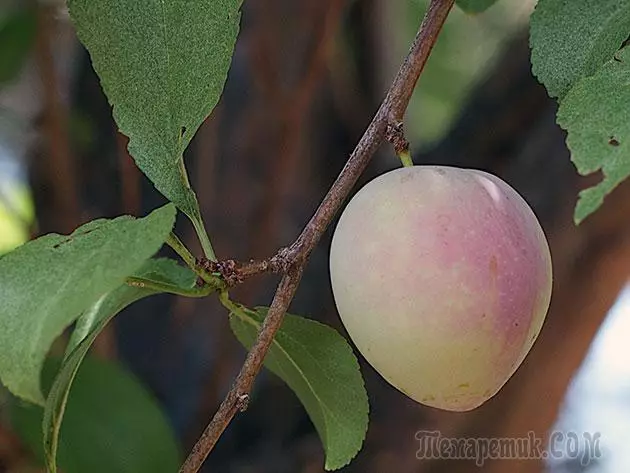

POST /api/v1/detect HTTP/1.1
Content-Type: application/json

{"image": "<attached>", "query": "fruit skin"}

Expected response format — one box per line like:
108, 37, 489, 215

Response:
329, 166, 552, 411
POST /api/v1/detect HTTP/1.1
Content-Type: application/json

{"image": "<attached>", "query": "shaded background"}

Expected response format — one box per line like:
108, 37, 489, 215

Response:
1, 0, 628, 472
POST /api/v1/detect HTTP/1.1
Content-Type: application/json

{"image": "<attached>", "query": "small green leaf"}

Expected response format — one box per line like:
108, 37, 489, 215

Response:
0, 204, 176, 404
0, 8, 37, 84
229, 306, 369, 470
530, 0, 630, 99
44, 258, 196, 473
11, 357, 181, 473
455, 0, 499, 14
67, 0, 242, 223
557, 46, 630, 223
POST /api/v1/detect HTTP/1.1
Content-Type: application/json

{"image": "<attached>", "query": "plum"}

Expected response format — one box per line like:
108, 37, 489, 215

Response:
329, 166, 552, 411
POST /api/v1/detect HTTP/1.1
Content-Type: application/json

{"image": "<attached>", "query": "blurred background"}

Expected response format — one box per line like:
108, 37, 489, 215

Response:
1, 0, 628, 472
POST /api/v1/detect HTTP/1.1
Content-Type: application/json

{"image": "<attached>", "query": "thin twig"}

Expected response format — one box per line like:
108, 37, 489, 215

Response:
194, 255, 284, 287
179, 1, 455, 471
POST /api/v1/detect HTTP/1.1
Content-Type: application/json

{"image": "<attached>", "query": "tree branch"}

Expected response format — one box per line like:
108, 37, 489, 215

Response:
179, 1, 455, 471
286, 0, 454, 260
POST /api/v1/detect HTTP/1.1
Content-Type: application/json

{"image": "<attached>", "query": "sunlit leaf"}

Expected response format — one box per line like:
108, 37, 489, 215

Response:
0, 205, 176, 404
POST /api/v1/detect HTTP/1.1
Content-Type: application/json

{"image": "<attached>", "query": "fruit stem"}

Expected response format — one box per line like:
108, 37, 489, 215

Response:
385, 121, 413, 167
399, 149, 414, 167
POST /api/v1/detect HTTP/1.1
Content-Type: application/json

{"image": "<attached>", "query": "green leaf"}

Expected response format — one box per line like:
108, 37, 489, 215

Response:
44, 258, 196, 473
455, 0, 499, 14
229, 306, 369, 470
0, 204, 176, 404
557, 46, 630, 223
67, 258, 198, 354
530, 0, 630, 99
11, 357, 181, 473
0, 8, 37, 84
67, 0, 242, 223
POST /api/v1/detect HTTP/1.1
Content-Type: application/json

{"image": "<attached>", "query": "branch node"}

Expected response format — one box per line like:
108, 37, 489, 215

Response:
198, 258, 243, 287
385, 120, 410, 157
270, 246, 294, 273
235, 393, 250, 412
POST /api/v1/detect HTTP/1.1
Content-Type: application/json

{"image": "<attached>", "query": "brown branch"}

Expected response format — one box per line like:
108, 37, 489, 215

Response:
197, 256, 283, 287
180, 268, 302, 473
179, 1, 455, 471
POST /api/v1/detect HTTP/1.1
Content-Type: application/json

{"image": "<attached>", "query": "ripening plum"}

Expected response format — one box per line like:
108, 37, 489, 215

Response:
329, 166, 552, 411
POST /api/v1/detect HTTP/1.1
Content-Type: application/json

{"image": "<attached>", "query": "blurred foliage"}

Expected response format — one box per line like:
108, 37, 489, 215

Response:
0, 7, 37, 86
68, 110, 97, 152
393, 0, 534, 147
0, 180, 33, 255
0, 4, 37, 256
456, 0, 500, 13
10, 357, 181, 473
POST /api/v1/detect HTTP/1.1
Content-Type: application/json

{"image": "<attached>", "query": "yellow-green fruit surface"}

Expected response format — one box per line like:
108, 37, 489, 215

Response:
329, 166, 552, 411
